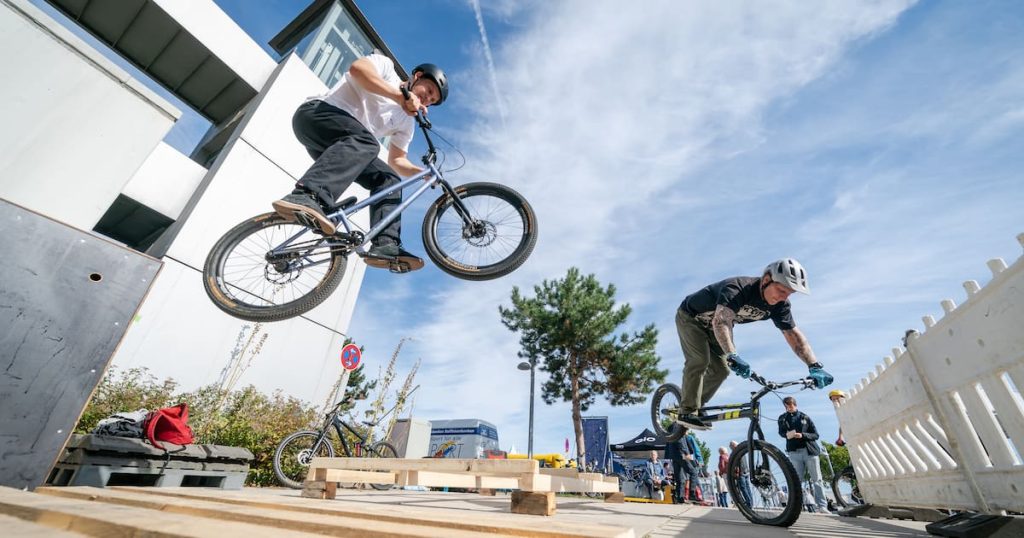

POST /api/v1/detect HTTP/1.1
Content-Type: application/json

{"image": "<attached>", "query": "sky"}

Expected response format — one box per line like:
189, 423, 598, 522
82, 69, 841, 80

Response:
41, 0, 1023, 461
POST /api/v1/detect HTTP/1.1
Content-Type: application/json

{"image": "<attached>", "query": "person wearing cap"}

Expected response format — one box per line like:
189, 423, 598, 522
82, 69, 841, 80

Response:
828, 389, 847, 446
674, 259, 833, 430
272, 54, 449, 271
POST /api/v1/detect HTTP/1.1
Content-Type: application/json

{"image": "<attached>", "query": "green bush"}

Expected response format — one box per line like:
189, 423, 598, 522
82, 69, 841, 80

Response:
76, 367, 321, 486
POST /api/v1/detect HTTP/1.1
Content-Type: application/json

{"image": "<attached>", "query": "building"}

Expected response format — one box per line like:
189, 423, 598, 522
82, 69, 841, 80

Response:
0, 0, 400, 423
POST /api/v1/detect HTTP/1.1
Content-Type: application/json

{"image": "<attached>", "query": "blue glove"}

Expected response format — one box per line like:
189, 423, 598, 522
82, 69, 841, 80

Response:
726, 353, 751, 379
808, 364, 834, 389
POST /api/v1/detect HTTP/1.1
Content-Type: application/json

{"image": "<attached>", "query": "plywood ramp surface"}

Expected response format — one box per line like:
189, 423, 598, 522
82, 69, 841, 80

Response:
96, 486, 634, 538
0, 514, 87, 537
35, 486, 491, 537
0, 486, 319, 537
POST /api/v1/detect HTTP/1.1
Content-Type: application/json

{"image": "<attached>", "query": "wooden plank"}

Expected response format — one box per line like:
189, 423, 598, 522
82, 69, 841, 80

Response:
300, 480, 336, 500
0, 514, 85, 537
320, 469, 398, 485
34, 486, 488, 538
539, 468, 579, 478
309, 457, 538, 475
520, 473, 619, 493
511, 491, 555, 516
397, 470, 519, 489
603, 492, 625, 503
109, 487, 634, 538
0, 487, 317, 537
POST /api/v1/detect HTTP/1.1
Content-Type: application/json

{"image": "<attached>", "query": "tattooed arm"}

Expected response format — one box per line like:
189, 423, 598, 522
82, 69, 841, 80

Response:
711, 305, 737, 354
782, 327, 818, 366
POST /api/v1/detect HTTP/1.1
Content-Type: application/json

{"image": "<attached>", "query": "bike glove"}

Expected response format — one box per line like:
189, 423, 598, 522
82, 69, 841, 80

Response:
808, 363, 834, 389
726, 353, 751, 379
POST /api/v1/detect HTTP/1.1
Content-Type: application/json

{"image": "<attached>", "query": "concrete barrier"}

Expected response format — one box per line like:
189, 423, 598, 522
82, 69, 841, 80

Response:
835, 233, 1024, 513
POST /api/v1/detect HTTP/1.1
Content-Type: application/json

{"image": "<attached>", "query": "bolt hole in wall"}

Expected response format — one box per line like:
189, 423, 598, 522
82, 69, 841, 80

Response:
89, 273, 103, 282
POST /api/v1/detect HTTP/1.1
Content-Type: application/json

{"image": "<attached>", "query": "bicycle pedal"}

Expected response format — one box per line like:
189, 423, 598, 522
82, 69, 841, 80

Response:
388, 261, 411, 274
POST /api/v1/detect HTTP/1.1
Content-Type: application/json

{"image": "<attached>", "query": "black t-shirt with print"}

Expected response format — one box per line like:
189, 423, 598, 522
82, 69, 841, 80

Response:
679, 276, 795, 330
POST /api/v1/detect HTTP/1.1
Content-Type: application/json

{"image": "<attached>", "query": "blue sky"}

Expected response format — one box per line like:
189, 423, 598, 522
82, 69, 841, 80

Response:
39, 0, 1023, 460
204, 0, 1024, 459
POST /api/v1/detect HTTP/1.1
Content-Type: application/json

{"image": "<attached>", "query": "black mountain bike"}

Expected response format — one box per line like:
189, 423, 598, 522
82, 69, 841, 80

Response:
204, 98, 538, 322
650, 361, 817, 527
832, 464, 862, 508
272, 394, 406, 490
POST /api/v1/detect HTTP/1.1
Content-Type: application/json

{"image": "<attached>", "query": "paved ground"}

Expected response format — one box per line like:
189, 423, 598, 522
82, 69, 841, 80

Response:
264, 488, 931, 537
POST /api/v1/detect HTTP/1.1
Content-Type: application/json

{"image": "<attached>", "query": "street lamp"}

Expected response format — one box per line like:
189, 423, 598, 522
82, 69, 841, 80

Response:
517, 360, 536, 459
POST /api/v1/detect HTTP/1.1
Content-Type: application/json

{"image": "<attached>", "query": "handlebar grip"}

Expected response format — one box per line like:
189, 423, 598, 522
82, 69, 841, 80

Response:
401, 85, 411, 99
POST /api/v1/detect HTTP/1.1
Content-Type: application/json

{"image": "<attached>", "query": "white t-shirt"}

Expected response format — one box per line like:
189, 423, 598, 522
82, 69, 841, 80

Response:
316, 53, 414, 152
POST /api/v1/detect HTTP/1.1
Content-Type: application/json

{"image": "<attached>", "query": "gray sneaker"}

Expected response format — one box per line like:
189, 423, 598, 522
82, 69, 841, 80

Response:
676, 414, 712, 431
272, 192, 336, 235
362, 243, 425, 272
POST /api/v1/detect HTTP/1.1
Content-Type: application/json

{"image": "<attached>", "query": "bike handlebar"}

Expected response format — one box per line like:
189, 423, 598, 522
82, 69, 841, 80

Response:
726, 357, 816, 391
400, 85, 432, 130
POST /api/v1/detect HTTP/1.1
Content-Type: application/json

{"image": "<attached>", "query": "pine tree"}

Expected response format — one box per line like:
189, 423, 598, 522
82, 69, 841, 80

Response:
499, 267, 667, 467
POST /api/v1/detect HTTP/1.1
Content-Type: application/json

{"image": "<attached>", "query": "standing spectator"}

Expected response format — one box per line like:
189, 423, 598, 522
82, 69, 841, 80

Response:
666, 438, 686, 504
778, 396, 828, 512
683, 432, 705, 503
642, 450, 668, 500
715, 471, 729, 507
716, 446, 729, 507
729, 440, 754, 507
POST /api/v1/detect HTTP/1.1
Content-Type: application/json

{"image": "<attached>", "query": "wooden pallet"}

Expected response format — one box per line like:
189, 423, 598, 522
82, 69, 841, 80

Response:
301, 458, 622, 515
0, 486, 633, 537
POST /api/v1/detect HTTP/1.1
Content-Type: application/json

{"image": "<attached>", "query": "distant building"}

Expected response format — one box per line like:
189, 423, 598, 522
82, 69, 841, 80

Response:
0, 0, 402, 403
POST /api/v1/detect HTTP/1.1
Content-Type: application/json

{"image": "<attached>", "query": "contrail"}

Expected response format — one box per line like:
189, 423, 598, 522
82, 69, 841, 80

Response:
470, 0, 507, 127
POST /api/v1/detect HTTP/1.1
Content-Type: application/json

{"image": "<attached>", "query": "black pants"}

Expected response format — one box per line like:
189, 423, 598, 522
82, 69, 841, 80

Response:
671, 459, 683, 502
292, 100, 402, 245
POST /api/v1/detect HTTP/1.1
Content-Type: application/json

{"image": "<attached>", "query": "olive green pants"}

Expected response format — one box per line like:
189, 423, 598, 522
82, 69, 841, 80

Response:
676, 308, 729, 415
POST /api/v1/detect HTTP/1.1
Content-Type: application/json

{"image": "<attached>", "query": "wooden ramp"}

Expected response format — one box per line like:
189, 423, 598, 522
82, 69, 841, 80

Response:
0, 486, 634, 537
302, 458, 623, 515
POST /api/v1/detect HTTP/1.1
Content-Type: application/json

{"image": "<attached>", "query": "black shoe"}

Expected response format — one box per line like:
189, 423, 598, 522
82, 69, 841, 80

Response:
677, 414, 712, 431
362, 243, 425, 273
272, 192, 336, 235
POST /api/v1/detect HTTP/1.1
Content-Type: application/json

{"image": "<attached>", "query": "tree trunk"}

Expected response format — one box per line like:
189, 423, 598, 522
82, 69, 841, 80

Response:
570, 354, 586, 468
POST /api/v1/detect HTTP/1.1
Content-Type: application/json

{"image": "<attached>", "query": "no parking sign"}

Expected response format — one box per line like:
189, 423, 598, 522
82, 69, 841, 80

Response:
340, 343, 361, 371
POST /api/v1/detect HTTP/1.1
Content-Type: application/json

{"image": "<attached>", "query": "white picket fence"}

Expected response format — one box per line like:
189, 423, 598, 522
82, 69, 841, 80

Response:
835, 233, 1024, 513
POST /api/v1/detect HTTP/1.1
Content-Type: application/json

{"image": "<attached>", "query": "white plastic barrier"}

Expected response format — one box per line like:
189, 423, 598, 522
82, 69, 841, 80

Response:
835, 233, 1024, 513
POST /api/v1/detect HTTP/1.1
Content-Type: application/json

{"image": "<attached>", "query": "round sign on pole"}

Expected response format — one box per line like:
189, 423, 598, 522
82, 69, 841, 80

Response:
340, 344, 361, 371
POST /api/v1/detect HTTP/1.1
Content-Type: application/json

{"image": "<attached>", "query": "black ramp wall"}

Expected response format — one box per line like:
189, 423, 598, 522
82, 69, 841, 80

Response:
0, 199, 162, 489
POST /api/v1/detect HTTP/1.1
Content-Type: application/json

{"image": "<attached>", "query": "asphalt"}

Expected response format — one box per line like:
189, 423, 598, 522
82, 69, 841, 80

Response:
268, 488, 932, 537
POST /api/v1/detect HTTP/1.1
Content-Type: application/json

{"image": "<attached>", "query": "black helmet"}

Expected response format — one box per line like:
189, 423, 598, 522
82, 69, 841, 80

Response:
412, 63, 448, 106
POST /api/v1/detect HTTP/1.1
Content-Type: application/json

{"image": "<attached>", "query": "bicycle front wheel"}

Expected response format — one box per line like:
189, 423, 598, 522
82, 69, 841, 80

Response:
204, 212, 348, 322
422, 182, 537, 280
273, 430, 336, 489
650, 383, 686, 442
365, 441, 398, 490
726, 440, 802, 527
832, 465, 863, 508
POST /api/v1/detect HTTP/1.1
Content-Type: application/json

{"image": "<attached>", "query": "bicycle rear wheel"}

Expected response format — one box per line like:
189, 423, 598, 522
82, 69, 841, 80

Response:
365, 441, 398, 490
650, 383, 686, 441
203, 212, 348, 322
422, 182, 537, 281
726, 440, 802, 527
832, 465, 862, 508
273, 430, 336, 489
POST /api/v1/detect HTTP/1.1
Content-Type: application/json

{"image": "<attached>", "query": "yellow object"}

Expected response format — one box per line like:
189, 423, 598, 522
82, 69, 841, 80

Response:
828, 389, 848, 400
506, 453, 570, 468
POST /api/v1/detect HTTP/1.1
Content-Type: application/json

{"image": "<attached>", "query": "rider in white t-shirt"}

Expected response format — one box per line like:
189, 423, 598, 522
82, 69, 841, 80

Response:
273, 53, 448, 271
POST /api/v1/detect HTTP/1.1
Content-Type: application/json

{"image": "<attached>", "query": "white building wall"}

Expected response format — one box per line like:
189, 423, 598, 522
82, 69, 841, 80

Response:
111, 54, 369, 404
0, 0, 179, 229
121, 142, 208, 219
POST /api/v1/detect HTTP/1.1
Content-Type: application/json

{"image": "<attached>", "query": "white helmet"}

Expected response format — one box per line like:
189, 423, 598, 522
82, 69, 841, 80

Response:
764, 258, 810, 295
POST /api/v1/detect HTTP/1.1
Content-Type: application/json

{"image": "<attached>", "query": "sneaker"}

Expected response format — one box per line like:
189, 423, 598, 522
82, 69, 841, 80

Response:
676, 414, 712, 431
272, 191, 336, 235
362, 243, 425, 272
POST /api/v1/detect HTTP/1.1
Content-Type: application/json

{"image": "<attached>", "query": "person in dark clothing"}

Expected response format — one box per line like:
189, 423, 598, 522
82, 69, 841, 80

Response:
665, 439, 686, 504
778, 396, 829, 512
272, 54, 448, 272
673, 259, 833, 430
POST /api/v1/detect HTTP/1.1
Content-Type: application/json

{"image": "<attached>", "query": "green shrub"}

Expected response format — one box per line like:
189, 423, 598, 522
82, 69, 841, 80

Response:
76, 367, 321, 486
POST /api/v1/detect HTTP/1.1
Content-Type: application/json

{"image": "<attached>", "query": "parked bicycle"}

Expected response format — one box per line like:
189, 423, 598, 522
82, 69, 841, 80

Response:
272, 388, 415, 489
831, 464, 862, 508
650, 359, 818, 527
204, 100, 538, 322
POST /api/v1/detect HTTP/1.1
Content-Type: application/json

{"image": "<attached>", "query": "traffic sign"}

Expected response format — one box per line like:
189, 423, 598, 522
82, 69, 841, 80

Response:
340, 344, 361, 371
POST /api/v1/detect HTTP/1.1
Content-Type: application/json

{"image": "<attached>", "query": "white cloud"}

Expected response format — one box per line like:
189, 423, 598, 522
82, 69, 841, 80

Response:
350, 0, 1024, 461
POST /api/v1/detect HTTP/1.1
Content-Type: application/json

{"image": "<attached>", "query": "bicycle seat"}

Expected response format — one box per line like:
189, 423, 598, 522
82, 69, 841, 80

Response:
331, 196, 357, 211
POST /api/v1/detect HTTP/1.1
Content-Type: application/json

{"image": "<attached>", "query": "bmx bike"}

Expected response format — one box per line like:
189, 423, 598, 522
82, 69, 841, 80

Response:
204, 97, 538, 322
